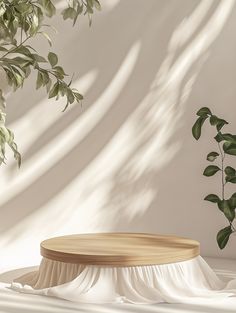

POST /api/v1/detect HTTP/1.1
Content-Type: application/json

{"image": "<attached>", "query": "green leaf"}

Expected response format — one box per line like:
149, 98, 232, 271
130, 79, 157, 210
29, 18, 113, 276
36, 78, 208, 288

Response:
52, 66, 67, 80
66, 88, 75, 104
39, 0, 56, 17
29, 14, 40, 36
210, 115, 219, 126
49, 82, 59, 98
196, 107, 212, 117
204, 194, 220, 203
227, 177, 236, 184
40, 71, 50, 86
218, 199, 229, 212
217, 226, 232, 249
203, 165, 221, 177
73, 92, 83, 101
207, 152, 219, 162
223, 203, 235, 222
58, 83, 66, 96
214, 132, 224, 143
36, 72, 43, 89
14, 46, 31, 56
46, 79, 52, 93
11, 56, 32, 67
48, 52, 58, 67
222, 133, 236, 143
0, 90, 6, 109
229, 193, 236, 208
53, 66, 67, 76
223, 142, 236, 156
209, 115, 228, 131
225, 166, 236, 177
192, 116, 208, 140
15, 3, 30, 13
31, 54, 47, 63
62, 7, 77, 20
0, 46, 8, 52
216, 119, 228, 132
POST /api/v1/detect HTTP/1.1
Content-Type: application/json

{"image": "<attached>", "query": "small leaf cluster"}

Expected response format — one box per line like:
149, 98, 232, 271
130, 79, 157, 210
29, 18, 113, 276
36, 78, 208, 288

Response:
0, 0, 100, 166
192, 107, 236, 249
62, 0, 101, 26
0, 0, 56, 42
0, 110, 21, 167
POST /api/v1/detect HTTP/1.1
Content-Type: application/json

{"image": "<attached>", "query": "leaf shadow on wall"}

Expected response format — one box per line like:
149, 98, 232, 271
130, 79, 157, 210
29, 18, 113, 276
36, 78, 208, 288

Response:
0, 0, 235, 260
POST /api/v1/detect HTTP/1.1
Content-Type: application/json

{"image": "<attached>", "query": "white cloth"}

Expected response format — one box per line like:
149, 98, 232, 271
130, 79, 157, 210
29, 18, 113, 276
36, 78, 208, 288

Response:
11, 256, 236, 304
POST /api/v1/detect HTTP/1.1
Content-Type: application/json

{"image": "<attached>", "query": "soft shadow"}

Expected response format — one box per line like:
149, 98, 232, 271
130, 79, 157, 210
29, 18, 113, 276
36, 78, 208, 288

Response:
0, 0, 199, 234
0, 0, 235, 263
0, 266, 38, 283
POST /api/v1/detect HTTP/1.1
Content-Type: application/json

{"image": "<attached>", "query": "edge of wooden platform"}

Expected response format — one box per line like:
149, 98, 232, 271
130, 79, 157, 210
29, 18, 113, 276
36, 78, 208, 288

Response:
40, 232, 200, 266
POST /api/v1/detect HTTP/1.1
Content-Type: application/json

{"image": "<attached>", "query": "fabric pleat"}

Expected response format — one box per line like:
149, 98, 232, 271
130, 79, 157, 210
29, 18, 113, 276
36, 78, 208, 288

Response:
11, 256, 236, 304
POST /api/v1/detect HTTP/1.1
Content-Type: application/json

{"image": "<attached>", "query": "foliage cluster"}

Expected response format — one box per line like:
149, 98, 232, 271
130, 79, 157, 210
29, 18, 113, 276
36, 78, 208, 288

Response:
0, 0, 100, 167
192, 107, 236, 249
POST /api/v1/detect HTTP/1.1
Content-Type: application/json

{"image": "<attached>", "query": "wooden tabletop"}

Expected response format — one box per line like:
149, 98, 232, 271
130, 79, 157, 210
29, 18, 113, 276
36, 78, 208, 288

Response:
40, 233, 200, 266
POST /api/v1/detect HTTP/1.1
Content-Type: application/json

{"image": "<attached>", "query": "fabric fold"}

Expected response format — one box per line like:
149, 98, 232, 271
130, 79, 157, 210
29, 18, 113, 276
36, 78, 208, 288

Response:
11, 256, 236, 304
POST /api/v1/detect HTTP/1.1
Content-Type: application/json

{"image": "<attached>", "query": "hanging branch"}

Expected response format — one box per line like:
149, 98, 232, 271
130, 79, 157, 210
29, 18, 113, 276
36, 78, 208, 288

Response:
0, 0, 101, 167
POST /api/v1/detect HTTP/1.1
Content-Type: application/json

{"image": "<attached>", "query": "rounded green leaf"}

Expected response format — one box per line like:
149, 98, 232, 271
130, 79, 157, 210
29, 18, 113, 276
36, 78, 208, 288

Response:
225, 166, 236, 176
203, 165, 221, 177
204, 194, 220, 203
62, 7, 77, 20
216, 119, 228, 132
217, 226, 232, 249
192, 116, 207, 140
36, 71, 43, 90
49, 82, 59, 98
218, 198, 232, 209
223, 142, 236, 156
210, 115, 219, 126
206, 152, 219, 162
223, 204, 235, 222
48, 52, 58, 67
222, 133, 236, 143
31, 54, 47, 63
214, 132, 224, 142
229, 193, 236, 208
227, 177, 236, 183
196, 107, 212, 117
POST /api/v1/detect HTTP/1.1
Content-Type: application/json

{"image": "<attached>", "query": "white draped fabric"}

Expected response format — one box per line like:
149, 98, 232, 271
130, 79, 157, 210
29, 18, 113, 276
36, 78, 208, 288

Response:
11, 256, 236, 304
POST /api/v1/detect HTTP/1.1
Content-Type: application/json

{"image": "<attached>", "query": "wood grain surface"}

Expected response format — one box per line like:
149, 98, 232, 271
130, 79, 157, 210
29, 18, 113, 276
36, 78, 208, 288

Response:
40, 232, 200, 266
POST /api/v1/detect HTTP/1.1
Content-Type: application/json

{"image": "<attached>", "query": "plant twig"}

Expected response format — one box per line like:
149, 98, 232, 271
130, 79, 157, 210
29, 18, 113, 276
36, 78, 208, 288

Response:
218, 142, 225, 199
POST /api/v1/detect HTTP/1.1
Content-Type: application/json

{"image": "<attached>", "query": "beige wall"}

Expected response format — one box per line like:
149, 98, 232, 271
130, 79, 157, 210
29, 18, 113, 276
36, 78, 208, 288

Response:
0, 0, 236, 271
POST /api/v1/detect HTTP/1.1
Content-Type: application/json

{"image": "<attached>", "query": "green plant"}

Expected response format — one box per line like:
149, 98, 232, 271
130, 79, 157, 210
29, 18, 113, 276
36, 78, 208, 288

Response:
0, 0, 101, 167
192, 107, 236, 249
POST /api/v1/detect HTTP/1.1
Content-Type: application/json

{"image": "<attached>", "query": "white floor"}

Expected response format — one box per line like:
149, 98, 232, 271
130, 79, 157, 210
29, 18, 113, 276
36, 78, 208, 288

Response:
0, 257, 236, 313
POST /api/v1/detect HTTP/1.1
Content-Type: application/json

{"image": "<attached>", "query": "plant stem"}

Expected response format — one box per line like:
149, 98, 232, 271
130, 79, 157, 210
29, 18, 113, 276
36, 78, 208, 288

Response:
218, 142, 225, 199
230, 221, 236, 232
0, 36, 31, 60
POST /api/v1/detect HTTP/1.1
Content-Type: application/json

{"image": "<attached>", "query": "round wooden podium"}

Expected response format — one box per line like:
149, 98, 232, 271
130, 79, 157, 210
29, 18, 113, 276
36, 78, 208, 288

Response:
40, 232, 200, 266
12, 233, 236, 304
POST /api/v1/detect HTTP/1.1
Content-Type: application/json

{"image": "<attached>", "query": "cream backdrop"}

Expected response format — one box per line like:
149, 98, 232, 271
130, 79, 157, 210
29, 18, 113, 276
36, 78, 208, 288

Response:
0, 0, 236, 273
